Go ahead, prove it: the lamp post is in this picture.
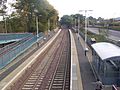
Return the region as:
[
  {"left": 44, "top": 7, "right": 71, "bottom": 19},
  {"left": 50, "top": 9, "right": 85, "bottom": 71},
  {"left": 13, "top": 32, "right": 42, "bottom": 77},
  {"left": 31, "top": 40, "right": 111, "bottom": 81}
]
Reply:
[
  {"left": 48, "top": 19, "right": 50, "bottom": 37},
  {"left": 36, "top": 16, "right": 39, "bottom": 39},
  {"left": 85, "top": 10, "right": 88, "bottom": 56},
  {"left": 74, "top": 18, "right": 76, "bottom": 31},
  {"left": 36, "top": 14, "right": 42, "bottom": 42},
  {"left": 34, "top": 9, "right": 42, "bottom": 44},
  {"left": 78, "top": 10, "right": 85, "bottom": 39},
  {"left": 79, "top": 10, "right": 93, "bottom": 56},
  {"left": 78, "top": 16, "right": 80, "bottom": 39}
]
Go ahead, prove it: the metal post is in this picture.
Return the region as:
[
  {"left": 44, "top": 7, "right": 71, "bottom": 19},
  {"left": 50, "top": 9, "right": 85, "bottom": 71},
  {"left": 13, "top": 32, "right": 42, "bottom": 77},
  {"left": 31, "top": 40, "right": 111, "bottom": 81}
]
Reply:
[
  {"left": 85, "top": 10, "right": 87, "bottom": 55},
  {"left": 75, "top": 18, "right": 76, "bottom": 31},
  {"left": 48, "top": 19, "right": 50, "bottom": 37},
  {"left": 78, "top": 16, "right": 80, "bottom": 39},
  {"left": 36, "top": 16, "right": 39, "bottom": 47},
  {"left": 36, "top": 16, "right": 39, "bottom": 39},
  {"left": 79, "top": 10, "right": 93, "bottom": 56}
]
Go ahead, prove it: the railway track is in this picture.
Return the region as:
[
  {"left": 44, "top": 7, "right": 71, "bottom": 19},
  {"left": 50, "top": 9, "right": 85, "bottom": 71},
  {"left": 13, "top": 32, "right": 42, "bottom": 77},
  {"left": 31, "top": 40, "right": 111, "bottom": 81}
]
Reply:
[{"left": 9, "top": 29, "right": 71, "bottom": 90}]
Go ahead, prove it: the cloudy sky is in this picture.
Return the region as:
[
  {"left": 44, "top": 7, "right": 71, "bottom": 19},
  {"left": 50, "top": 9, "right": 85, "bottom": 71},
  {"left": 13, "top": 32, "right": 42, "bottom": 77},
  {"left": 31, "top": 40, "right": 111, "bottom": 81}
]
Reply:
[{"left": 47, "top": 0, "right": 120, "bottom": 19}]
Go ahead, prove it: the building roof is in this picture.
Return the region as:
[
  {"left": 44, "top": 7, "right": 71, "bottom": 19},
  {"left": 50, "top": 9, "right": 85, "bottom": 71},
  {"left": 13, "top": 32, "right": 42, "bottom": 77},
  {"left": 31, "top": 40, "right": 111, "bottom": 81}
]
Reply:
[{"left": 91, "top": 42, "right": 120, "bottom": 60}]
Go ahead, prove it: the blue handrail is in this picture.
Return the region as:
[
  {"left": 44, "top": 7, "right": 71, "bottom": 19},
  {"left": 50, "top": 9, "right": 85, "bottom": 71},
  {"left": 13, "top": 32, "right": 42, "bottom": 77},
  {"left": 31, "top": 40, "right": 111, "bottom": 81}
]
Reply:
[{"left": 0, "top": 32, "right": 44, "bottom": 69}]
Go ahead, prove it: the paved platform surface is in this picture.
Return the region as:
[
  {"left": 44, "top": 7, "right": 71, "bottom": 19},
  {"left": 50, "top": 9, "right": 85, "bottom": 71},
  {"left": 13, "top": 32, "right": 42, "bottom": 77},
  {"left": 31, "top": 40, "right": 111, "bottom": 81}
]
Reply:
[
  {"left": 69, "top": 30, "right": 83, "bottom": 90},
  {"left": 72, "top": 31, "right": 96, "bottom": 90}
]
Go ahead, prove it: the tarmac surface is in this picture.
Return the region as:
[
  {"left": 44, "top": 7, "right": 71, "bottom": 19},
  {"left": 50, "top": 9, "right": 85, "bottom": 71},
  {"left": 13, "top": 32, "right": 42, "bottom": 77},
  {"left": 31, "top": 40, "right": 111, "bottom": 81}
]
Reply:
[
  {"left": 72, "top": 31, "right": 96, "bottom": 90},
  {"left": 70, "top": 29, "right": 83, "bottom": 90},
  {"left": 88, "top": 27, "right": 120, "bottom": 41}
]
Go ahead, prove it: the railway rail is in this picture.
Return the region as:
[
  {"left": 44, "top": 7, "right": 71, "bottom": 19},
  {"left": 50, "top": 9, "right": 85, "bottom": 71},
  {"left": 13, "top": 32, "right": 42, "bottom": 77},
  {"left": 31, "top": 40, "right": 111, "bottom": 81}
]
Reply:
[{"left": 9, "top": 29, "right": 71, "bottom": 90}]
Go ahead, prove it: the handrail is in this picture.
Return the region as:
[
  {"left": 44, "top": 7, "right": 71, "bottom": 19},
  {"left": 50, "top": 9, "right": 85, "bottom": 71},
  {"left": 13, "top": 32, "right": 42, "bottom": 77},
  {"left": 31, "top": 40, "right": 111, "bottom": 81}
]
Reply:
[
  {"left": 0, "top": 33, "right": 44, "bottom": 69},
  {"left": 0, "top": 35, "right": 33, "bottom": 56},
  {"left": 112, "top": 85, "right": 118, "bottom": 90}
]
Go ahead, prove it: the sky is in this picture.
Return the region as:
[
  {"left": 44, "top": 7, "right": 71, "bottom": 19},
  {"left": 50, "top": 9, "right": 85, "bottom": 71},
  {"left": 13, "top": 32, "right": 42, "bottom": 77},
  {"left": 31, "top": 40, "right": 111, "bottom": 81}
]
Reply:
[{"left": 47, "top": 0, "right": 120, "bottom": 19}]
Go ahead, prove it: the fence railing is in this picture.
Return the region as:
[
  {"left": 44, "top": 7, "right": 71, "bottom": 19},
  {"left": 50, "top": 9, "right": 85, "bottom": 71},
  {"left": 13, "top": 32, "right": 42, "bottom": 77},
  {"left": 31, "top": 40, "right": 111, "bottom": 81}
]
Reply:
[
  {"left": 0, "top": 32, "right": 44, "bottom": 69},
  {"left": 112, "top": 85, "right": 118, "bottom": 90},
  {"left": 0, "top": 35, "right": 33, "bottom": 55},
  {"left": 0, "top": 33, "right": 33, "bottom": 41}
]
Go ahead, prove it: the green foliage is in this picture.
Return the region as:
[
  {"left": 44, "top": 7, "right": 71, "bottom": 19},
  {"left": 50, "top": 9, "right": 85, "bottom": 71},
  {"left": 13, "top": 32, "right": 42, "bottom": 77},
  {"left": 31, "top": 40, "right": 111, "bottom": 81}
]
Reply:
[
  {"left": 60, "top": 15, "right": 74, "bottom": 28},
  {"left": 0, "top": 0, "right": 58, "bottom": 33},
  {"left": 0, "top": 0, "right": 7, "bottom": 33},
  {"left": 82, "top": 29, "right": 107, "bottom": 42},
  {"left": 60, "top": 14, "right": 85, "bottom": 28}
]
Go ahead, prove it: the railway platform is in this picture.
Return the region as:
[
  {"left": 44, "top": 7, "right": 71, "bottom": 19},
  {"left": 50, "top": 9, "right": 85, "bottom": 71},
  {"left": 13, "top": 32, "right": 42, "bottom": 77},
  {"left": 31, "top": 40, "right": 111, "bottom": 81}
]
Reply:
[
  {"left": 69, "top": 30, "right": 83, "bottom": 90},
  {"left": 77, "top": 30, "right": 113, "bottom": 90}
]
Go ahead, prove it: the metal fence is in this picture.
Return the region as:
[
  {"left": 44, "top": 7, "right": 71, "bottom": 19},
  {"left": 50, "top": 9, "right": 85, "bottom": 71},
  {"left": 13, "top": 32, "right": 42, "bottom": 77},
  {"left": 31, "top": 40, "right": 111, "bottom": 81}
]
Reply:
[
  {"left": 0, "top": 32, "right": 44, "bottom": 69},
  {"left": 0, "top": 35, "right": 33, "bottom": 55},
  {"left": 0, "top": 33, "right": 33, "bottom": 41}
]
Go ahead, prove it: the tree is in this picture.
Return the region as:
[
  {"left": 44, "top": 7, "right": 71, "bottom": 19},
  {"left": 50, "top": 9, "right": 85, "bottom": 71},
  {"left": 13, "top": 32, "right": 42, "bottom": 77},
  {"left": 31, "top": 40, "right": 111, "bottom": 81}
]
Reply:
[
  {"left": 10, "top": 0, "right": 58, "bottom": 33},
  {"left": 60, "top": 15, "right": 73, "bottom": 28},
  {"left": 0, "top": 0, "right": 7, "bottom": 33},
  {"left": 88, "top": 16, "right": 97, "bottom": 25},
  {"left": 60, "top": 14, "right": 84, "bottom": 28}
]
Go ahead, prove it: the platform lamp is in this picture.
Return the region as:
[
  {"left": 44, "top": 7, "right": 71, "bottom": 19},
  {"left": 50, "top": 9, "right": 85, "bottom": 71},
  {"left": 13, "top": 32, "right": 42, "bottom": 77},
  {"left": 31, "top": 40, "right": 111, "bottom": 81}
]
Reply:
[
  {"left": 34, "top": 9, "right": 42, "bottom": 42},
  {"left": 77, "top": 15, "right": 80, "bottom": 39},
  {"left": 48, "top": 19, "right": 50, "bottom": 37},
  {"left": 79, "top": 10, "right": 93, "bottom": 56},
  {"left": 74, "top": 18, "right": 77, "bottom": 31},
  {"left": 78, "top": 10, "right": 85, "bottom": 39}
]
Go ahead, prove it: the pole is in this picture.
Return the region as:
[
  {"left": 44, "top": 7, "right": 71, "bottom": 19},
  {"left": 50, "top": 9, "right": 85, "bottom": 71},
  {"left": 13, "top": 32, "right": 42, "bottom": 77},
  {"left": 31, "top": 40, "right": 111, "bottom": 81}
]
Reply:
[
  {"left": 78, "top": 16, "right": 80, "bottom": 39},
  {"left": 36, "top": 16, "right": 39, "bottom": 42},
  {"left": 75, "top": 18, "right": 77, "bottom": 33},
  {"left": 48, "top": 19, "right": 50, "bottom": 37},
  {"left": 79, "top": 10, "right": 93, "bottom": 56},
  {"left": 36, "top": 16, "right": 39, "bottom": 47},
  {"left": 85, "top": 10, "right": 87, "bottom": 56},
  {"left": 75, "top": 18, "right": 76, "bottom": 30},
  {"left": 36, "top": 16, "right": 39, "bottom": 39}
]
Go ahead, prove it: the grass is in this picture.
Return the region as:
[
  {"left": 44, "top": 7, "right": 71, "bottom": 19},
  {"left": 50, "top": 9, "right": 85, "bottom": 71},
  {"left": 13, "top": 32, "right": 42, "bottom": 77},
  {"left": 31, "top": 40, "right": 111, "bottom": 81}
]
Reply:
[
  {"left": 80, "top": 29, "right": 107, "bottom": 42},
  {"left": 110, "top": 26, "right": 120, "bottom": 31},
  {"left": 95, "top": 26, "right": 120, "bottom": 31}
]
